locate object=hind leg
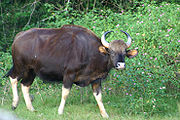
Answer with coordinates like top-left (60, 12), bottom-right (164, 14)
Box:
top-left (21, 70), bottom-right (36, 111)
top-left (21, 84), bottom-right (35, 111)
top-left (10, 77), bottom-right (19, 110)
top-left (92, 80), bottom-right (109, 118)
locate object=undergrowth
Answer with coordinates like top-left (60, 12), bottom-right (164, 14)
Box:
top-left (0, 1), bottom-right (179, 118)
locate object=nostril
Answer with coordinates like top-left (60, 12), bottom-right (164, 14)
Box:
top-left (117, 63), bottom-right (120, 66)
top-left (116, 62), bottom-right (125, 68)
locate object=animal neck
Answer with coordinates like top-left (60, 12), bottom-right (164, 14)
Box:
top-left (106, 55), bottom-right (114, 71)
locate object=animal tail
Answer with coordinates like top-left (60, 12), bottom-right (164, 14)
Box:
top-left (3, 66), bottom-right (14, 78)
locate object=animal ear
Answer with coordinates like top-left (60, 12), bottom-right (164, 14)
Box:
top-left (126, 49), bottom-right (138, 58)
top-left (99, 46), bottom-right (108, 54)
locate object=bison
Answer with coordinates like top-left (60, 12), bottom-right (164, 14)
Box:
top-left (5, 25), bottom-right (138, 118)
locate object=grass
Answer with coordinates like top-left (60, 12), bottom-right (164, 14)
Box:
top-left (0, 82), bottom-right (179, 120)
top-left (0, 1), bottom-right (179, 120)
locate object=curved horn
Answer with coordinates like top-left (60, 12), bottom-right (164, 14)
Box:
top-left (120, 30), bottom-right (132, 48)
top-left (101, 31), bottom-right (113, 48)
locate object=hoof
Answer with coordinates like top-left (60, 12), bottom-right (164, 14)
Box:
top-left (11, 106), bottom-right (17, 110)
top-left (27, 107), bottom-right (35, 112)
top-left (33, 109), bottom-right (37, 112)
top-left (58, 109), bottom-right (63, 115)
top-left (58, 111), bottom-right (63, 115)
top-left (101, 112), bottom-right (109, 118)
top-left (28, 108), bottom-right (37, 112)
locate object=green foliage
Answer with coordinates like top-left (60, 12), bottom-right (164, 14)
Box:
top-left (0, 0), bottom-right (179, 118)
top-left (0, 0), bottom-right (179, 51)
top-left (1, 92), bottom-right (179, 120)
top-left (0, 0), bottom-right (48, 51)
top-left (103, 2), bottom-right (180, 116)
top-left (0, 52), bottom-right (12, 85)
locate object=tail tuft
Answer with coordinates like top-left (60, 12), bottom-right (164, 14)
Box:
top-left (3, 66), bottom-right (14, 78)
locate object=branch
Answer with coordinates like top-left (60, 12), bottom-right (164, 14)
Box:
top-left (0, 0), bottom-right (7, 41)
top-left (24, 0), bottom-right (37, 28)
top-left (86, 0), bottom-right (89, 14)
top-left (93, 0), bottom-right (96, 9)
top-left (65, 0), bottom-right (70, 11)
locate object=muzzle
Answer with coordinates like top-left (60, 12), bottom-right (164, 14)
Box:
top-left (116, 62), bottom-right (125, 70)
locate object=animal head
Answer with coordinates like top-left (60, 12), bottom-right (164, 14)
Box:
top-left (100, 31), bottom-right (138, 70)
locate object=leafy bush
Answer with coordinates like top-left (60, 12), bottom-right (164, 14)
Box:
top-left (103, 2), bottom-right (180, 116)
top-left (0, 52), bottom-right (12, 85)
top-left (0, 1), bottom-right (179, 117)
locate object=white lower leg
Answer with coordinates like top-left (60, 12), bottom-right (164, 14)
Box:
top-left (21, 84), bottom-right (34, 111)
top-left (10, 77), bottom-right (19, 109)
top-left (58, 85), bottom-right (70, 115)
top-left (93, 91), bottom-right (109, 118)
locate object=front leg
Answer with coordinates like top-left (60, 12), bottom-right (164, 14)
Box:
top-left (58, 73), bottom-right (73, 115)
top-left (58, 85), bottom-right (71, 115)
top-left (92, 80), bottom-right (109, 118)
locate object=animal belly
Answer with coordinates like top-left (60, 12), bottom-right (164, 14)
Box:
top-left (37, 69), bottom-right (63, 83)
top-left (74, 80), bottom-right (90, 87)
top-left (73, 72), bottom-right (108, 87)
